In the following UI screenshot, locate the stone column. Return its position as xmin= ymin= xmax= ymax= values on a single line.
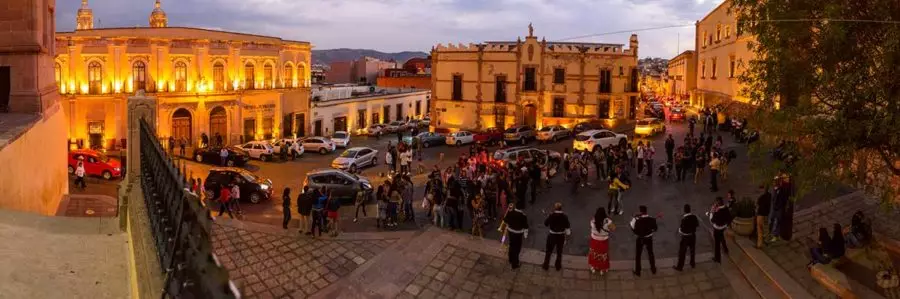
xmin=125 ymin=91 xmax=158 ymax=182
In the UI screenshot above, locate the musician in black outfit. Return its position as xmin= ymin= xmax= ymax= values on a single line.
xmin=674 ymin=204 xmax=700 ymax=271
xmin=542 ymin=202 xmax=571 ymax=271
xmin=503 ymin=203 xmax=529 ymax=269
xmin=710 ymin=197 xmax=732 ymax=263
xmin=515 ymin=172 xmax=529 ymax=209
xmin=630 ymin=205 xmax=658 ymax=276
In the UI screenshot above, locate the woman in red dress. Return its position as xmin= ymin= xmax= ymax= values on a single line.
xmin=589 ymin=207 xmax=615 ymax=275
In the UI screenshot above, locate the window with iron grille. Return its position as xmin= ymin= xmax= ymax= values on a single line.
xmin=523 ymin=67 xmax=536 ymax=91
xmin=599 ymin=69 xmax=611 ymax=93
xmin=553 ymin=68 xmax=565 ymax=84
xmin=213 ymin=62 xmax=225 ymax=91
xmin=552 ymin=97 xmax=565 ymax=117
xmin=495 ymin=75 xmax=507 ymax=102
xmin=174 ymin=61 xmax=187 ymax=92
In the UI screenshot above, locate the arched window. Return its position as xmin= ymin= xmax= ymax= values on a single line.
xmin=133 ymin=61 xmax=147 ymax=92
xmin=213 ymin=62 xmax=225 ymax=91
xmin=88 ymin=61 xmax=102 ymax=94
xmin=174 ymin=61 xmax=187 ymax=92
xmin=297 ymin=64 xmax=306 ymax=87
xmin=54 ymin=63 xmax=61 ymax=87
xmin=244 ymin=62 xmax=255 ymax=90
xmin=283 ymin=64 xmax=294 ymax=88
xmin=264 ymin=63 xmax=273 ymax=89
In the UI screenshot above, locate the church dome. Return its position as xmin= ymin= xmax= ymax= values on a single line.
xmin=149 ymin=0 xmax=168 ymax=28
xmin=76 ymin=0 xmax=93 ymax=30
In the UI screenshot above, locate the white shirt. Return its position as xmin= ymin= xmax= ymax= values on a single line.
xmin=220 ymin=149 xmax=228 ymax=157
xmin=400 ymin=151 xmax=412 ymax=166
xmin=636 ymin=146 xmax=645 ymax=159
xmin=75 ymin=165 xmax=85 ymax=177
xmin=385 ymin=152 xmax=393 ymax=164
xmin=230 ymin=184 xmax=240 ymax=200
xmin=591 ymin=218 xmax=613 ymax=241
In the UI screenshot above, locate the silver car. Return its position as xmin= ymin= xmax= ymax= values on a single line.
xmin=536 ymin=125 xmax=571 ymax=143
xmin=303 ymin=169 xmax=373 ymax=204
xmin=300 ymin=137 xmax=336 ymax=154
xmin=331 ymin=147 xmax=379 ymax=173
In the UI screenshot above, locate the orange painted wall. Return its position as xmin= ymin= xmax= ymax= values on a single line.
xmin=376 ymin=76 xmax=431 ymax=90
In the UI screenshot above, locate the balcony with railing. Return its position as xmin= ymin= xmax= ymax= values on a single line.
xmin=57 ymin=77 xmax=311 ymax=97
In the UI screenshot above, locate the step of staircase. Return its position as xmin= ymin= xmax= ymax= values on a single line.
xmin=731 ymin=235 xmax=816 ymax=298
xmin=727 ymin=236 xmax=792 ymax=298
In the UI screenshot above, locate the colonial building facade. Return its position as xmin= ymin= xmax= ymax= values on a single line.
xmin=694 ymin=0 xmax=755 ymax=107
xmin=430 ymin=26 xmax=639 ymax=132
xmin=55 ymin=0 xmax=311 ymax=149
xmin=309 ymin=86 xmax=429 ymax=136
xmin=667 ymin=50 xmax=697 ymax=103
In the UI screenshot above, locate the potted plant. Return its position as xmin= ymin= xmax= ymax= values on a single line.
xmin=730 ymin=198 xmax=756 ymax=236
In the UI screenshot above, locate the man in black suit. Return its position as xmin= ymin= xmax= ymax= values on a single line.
xmin=503 ymin=203 xmax=529 ymax=269
xmin=710 ymin=197 xmax=732 ymax=263
xmin=674 ymin=204 xmax=700 ymax=271
xmin=630 ymin=205 xmax=658 ymax=276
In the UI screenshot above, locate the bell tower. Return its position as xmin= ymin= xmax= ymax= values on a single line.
xmin=149 ymin=0 xmax=168 ymax=28
xmin=76 ymin=0 xmax=93 ymax=30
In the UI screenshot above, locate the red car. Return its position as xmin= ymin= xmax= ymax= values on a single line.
xmin=68 ymin=149 xmax=122 ymax=180
xmin=473 ymin=127 xmax=504 ymax=145
xmin=669 ymin=108 xmax=686 ymax=122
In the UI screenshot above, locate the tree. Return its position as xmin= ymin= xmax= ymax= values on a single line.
xmin=731 ymin=0 xmax=900 ymax=203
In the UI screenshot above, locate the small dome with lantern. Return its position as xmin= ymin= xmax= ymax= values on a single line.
xmin=149 ymin=0 xmax=168 ymax=28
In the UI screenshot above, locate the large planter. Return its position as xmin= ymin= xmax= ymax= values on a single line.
xmin=730 ymin=217 xmax=755 ymax=236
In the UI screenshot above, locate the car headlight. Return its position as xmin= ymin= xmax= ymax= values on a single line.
xmin=113 ymin=167 xmax=121 ymax=171
xmin=361 ymin=182 xmax=372 ymax=189
xmin=260 ymin=184 xmax=270 ymax=191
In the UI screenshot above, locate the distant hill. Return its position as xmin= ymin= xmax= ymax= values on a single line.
xmin=312 ymin=48 xmax=428 ymax=65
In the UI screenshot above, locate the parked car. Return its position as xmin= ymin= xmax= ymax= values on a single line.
xmin=239 ymin=141 xmax=275 ymax=161
xmin=536 ymin=125 xmax=571 ymax=143
xmin=405 ymin=119 xmax=421 ymax=129
xmin=271 ymin=138 xmax=304 ymax=157
xmin=203 ymin=167 xmax=273 ymax=204
xmin=669 ymin=107 xmax=686 ymax=122
xmin=387 ymin=121 xmax=407 ymax=133
xmin=331 ymin=131 xmax=351 ymax=148
xmin=503 ymin=126 xmax=536 ymax=145
xmin=492 ymin=146 xmax=562 ymax=171
xmin=634 ymin=118 xmax=666 ymax=137
xmin=331 ymin=147 xmax=379 ymax=173
xmin=67 ymin=149 xmax=122 ymax=180
xmin=300 ymin=137 xmax=336 ymax=154
xmin=303 ymin=169 xmax=373 ymax=204
xmin=193 ymin=146 xmax=250 ymax=167
xmin=404 ymin=132 xmax=446 ymax=148
xmin=572 ymin=120 xmax=607 ymax=135
xmin=419 ymin=117 xmax=431 ymax=127
xmin=446 ymin=131 xmax=476 ymax=146
xmin=573 ymin=129 xmax=628 ymax=153
xmin=474 ymin=127 xmax=504 ymax=145
xmin=362 ymin=124 xmax=386 ymax=136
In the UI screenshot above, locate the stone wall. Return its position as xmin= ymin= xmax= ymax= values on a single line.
xmin=0 ymin=108 xmax=68 ymax=215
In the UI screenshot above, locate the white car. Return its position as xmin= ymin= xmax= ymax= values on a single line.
xmin=420 ymin=117 xmax=431 ymax=127
xmin=362 ymin=124 xmax=385 ymax=136
xmin=331 ymin=147 xmax=379 ymax=173
xmin=239 ymin=141 xmax=275 ymax=161
xmin=572 ymin=129 xmax=628 ymax=153
xmin=330 ymin=131 xmax=351 ymax=148
xmin=272 ymin=138 xmax=304 ymax=156
xmin=381 ymin=122 xmax=399 ymax=134
xmin=300 ymin=137 xmax=336 ymax=154
xmin=388 ymin=121 xmax=407 ymax=132
xmin=446 ymin=131 xmax=475 ymax=146
xmin=536 ymin=125 xmax=571 ymax=143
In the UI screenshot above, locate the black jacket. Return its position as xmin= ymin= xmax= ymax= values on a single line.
xmin=679 ymin=213 xmax=700 ymax=235
xmin=756 ymin=191 xmax=772 ymax=216
xmin=544 ymin=211 xmax=571 ymax=234
xmin=631 ymin=215 xmax=658 ymax=238
xmin=297 ymin=191 xmax=314 ymax=215
xmin=282 ymin=194 xmax=291 ymax=209
xmin=711 ymin=206 xmax=732 ymax=230
xmin=504 ymin=209 xmax=529 ymax=233
xmin=665 ymin=138 xmax=675 ymax=152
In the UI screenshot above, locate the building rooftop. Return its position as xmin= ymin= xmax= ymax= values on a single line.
xmin=56 ymin=26 xmax=311 ymax=46
xmin=311 ymin=85 xmax=428 ymax=105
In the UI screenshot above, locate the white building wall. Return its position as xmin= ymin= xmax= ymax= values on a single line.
xmin=310 ymin=91 xmax=430 ymax=136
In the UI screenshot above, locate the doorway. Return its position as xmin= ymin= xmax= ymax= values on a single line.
xmin=172 ymin=108 xmax=192 ymax=144
xmin=88 ymin=121 xmax=104 ymax=150
xmin=333 ymin=116 xmax=347 ymax=133
xmin=294 ymin=113 xmax=305 ymax=137
xmin=243 ymin=118 xmax=256 ymax=142
xmin=523 ymin=104 xmax=537 ymax=127
xmin=0 ymin=66 xmax=9 ymax=112
xmin=209 ymin=106 xmax=227 ymax=143
xmin=313 ymin=119 xmax=323 ymax=136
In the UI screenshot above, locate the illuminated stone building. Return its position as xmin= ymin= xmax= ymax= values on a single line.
xmin=430 ymin=25 xmax=639 ymax=132
xmin=667 ymin=50 xmax=696 ymax=103
xmin=55 ymin=0 xmax=312 ymax=149
xmin=694 ymin=0 xmax=755 ymax=107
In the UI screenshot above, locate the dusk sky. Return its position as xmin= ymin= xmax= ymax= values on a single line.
xmin=57 ymin=0 xmax=726 ymax=58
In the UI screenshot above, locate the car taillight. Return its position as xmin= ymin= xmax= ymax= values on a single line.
xmin=586 ymin=140 xmax=594 ymax=145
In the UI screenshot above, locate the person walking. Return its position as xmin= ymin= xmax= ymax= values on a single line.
xmin=542 ymin=202 xmax=571 ymax=271
xmin=326 ymin=190 xmax=341 ymax=237
xmin=607 ymin=173 xmax=630 ymax=215
xmin=216 ymin=184 xmax=233 ymax=218
xmin=636 ymin=142 xmax=645 ymax=179
xmin=694 ymin=147 xmax=706 ymax=184
xmin=310 ymin=188 xmax=326 ymax=237
xmin=353 ymin=183 xmax=368 ymax=223
xmin=229 ymin=181 xmax=241 ymax=218
xmin=503 ymin=203 xmax=529 ymax=269
xmin=282 ymin=187 xmax=292 ymax=229
xmin=630 ymin=205 xmax=658 ymax=276
xmin=665 ymin=134 xmax=675 ymax=164
xmin=515 ymin=171 xmax=529 ymax=209
xmin=402 ymin=176 xmax=415 ymax=222
xmin=168 ymin=136 xmax=176 ymax=155
xmin=594 ymin=149 xmax=606 ymax=181
xmin=179 ymin=138 xmax=187 ymax=157
xmin=400 ymin=148 xmax=412 ymax=175
xmin=471 ymin=194 xmax=486 ymax=237
xmin=674 ymin=204 xmax=700 ymax=271
xmin=644 ymin=143 xmax=656 ymax=178
xmin=689 ymin=116 xmax=696 ymax=136
xmin=529 ymin=162 xmax=541 ymax=204
xmin=710 ymin=197 xmax=732 ymax=263
xmin=219 ymin=147 xmax=229 ymax=166
xmin=385 ymin=149 xmax=395 ymax=175
xmin=755 ymin=185 xmax=772 ymax=248
xmin=709 ymin=153 xmax=721 ymax=192
xmin=297 ymin=186 xmax=313 ymax=235
xmin=589 ymin=207 xmax=614 ymax=275
xmin=74 ymin=160 xmax=87 ymax=190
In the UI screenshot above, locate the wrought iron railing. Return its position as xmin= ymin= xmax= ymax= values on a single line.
xmin=139 ymin=118 xmax=239 ymax=299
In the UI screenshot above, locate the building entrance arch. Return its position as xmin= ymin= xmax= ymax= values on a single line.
xmin=209 ymin=106 xmax=227 ymax=145
xmin=172 ymin=108 xmax=192 ymax=144
xmin=523 ymin=104 xmax=537 ymax=128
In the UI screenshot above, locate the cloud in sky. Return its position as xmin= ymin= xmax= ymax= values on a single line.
xmin=56 ymin=0 xmax=723 ymax=58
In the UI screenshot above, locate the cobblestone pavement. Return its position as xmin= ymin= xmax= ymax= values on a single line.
xmin=211 ymin=221 xmax=398 ymax=298
xmin=762 ymin=191 xmax=897 ymax=298
xmin=398 ymin=244 xmax=736 ymax=299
